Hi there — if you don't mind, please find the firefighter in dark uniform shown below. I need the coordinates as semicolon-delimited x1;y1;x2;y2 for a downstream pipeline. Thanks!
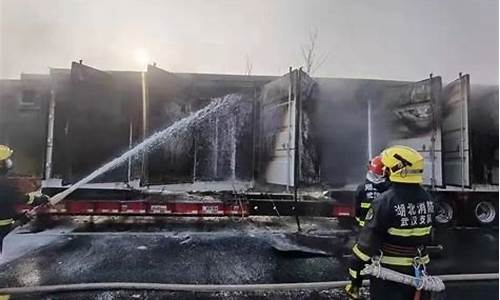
354;155;390;227
345;155;390;298
345;145;435;300
0;145;49;254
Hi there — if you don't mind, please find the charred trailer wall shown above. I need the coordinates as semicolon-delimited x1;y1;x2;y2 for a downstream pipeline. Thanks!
376;76;443;187
145;66;193;184
146;93;255;184
0;75;50;177
193;95;254;182
255;72;292;187
52;62;141;184
50;68;71;181
469;84;499;185
311;76;443;188
254;69;319;191
311;78;374;188
146;65;268;185
441;75;499;187
298;71;320;186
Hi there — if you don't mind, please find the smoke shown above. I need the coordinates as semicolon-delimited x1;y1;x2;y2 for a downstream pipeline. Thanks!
311;78;374;187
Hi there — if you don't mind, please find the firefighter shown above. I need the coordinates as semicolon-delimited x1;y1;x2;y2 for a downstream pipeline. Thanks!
345;145;435;300
345;155;390;298
354;155;390;227
0;145;49;254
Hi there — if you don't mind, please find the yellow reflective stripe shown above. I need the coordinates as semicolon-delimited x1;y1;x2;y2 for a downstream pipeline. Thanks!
360;202;371;208
355;217;365;227
26;192;36;205
352;244;370;262
348;268;358;279
380;254;430;266
387;226;432;237
0;218;14;226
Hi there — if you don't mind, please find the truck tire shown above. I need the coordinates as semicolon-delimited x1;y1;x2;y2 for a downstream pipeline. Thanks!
434;198;457;228
471;199;498;227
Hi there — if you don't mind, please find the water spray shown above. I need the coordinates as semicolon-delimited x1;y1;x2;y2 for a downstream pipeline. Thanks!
28;94;244;215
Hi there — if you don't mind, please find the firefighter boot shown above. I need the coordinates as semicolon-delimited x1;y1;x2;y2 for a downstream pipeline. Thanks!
345;283;362;299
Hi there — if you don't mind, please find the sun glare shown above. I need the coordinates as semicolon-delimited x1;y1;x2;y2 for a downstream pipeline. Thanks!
134;48;150;68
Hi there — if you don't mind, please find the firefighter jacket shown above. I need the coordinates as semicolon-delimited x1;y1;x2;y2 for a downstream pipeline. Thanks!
352;183;435;274
354;179;390;227
0;177;41;227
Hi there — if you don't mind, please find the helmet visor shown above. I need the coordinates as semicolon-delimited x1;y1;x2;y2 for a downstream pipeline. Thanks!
366;170;386;184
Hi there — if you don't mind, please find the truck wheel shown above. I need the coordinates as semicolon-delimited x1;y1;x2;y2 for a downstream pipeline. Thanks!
434;199;456;227
472;200;498;227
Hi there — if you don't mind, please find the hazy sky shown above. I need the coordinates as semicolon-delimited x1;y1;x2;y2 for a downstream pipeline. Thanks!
1;0;498;84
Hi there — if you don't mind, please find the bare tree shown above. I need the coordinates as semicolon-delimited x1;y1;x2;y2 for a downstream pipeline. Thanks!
244;54;253;76
301;28;329;75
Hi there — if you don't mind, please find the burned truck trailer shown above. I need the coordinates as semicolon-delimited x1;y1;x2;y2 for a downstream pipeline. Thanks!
0;62;498;227
313;74;498;227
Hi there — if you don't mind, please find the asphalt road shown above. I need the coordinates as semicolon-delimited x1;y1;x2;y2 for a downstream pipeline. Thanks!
0;218;497;299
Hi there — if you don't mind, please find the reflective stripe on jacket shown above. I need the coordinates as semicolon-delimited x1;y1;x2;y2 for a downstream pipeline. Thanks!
354;180;389;227
353;183;435;272
0;218;14;227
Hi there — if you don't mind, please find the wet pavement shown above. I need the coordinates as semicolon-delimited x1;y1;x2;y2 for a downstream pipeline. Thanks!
0;217;497;299
430;227;499;275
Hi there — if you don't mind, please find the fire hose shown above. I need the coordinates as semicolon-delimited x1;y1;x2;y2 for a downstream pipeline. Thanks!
12;189;72;229
0;273;496;295
15;187;189;225
360;251;445;293
360;261;445;292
